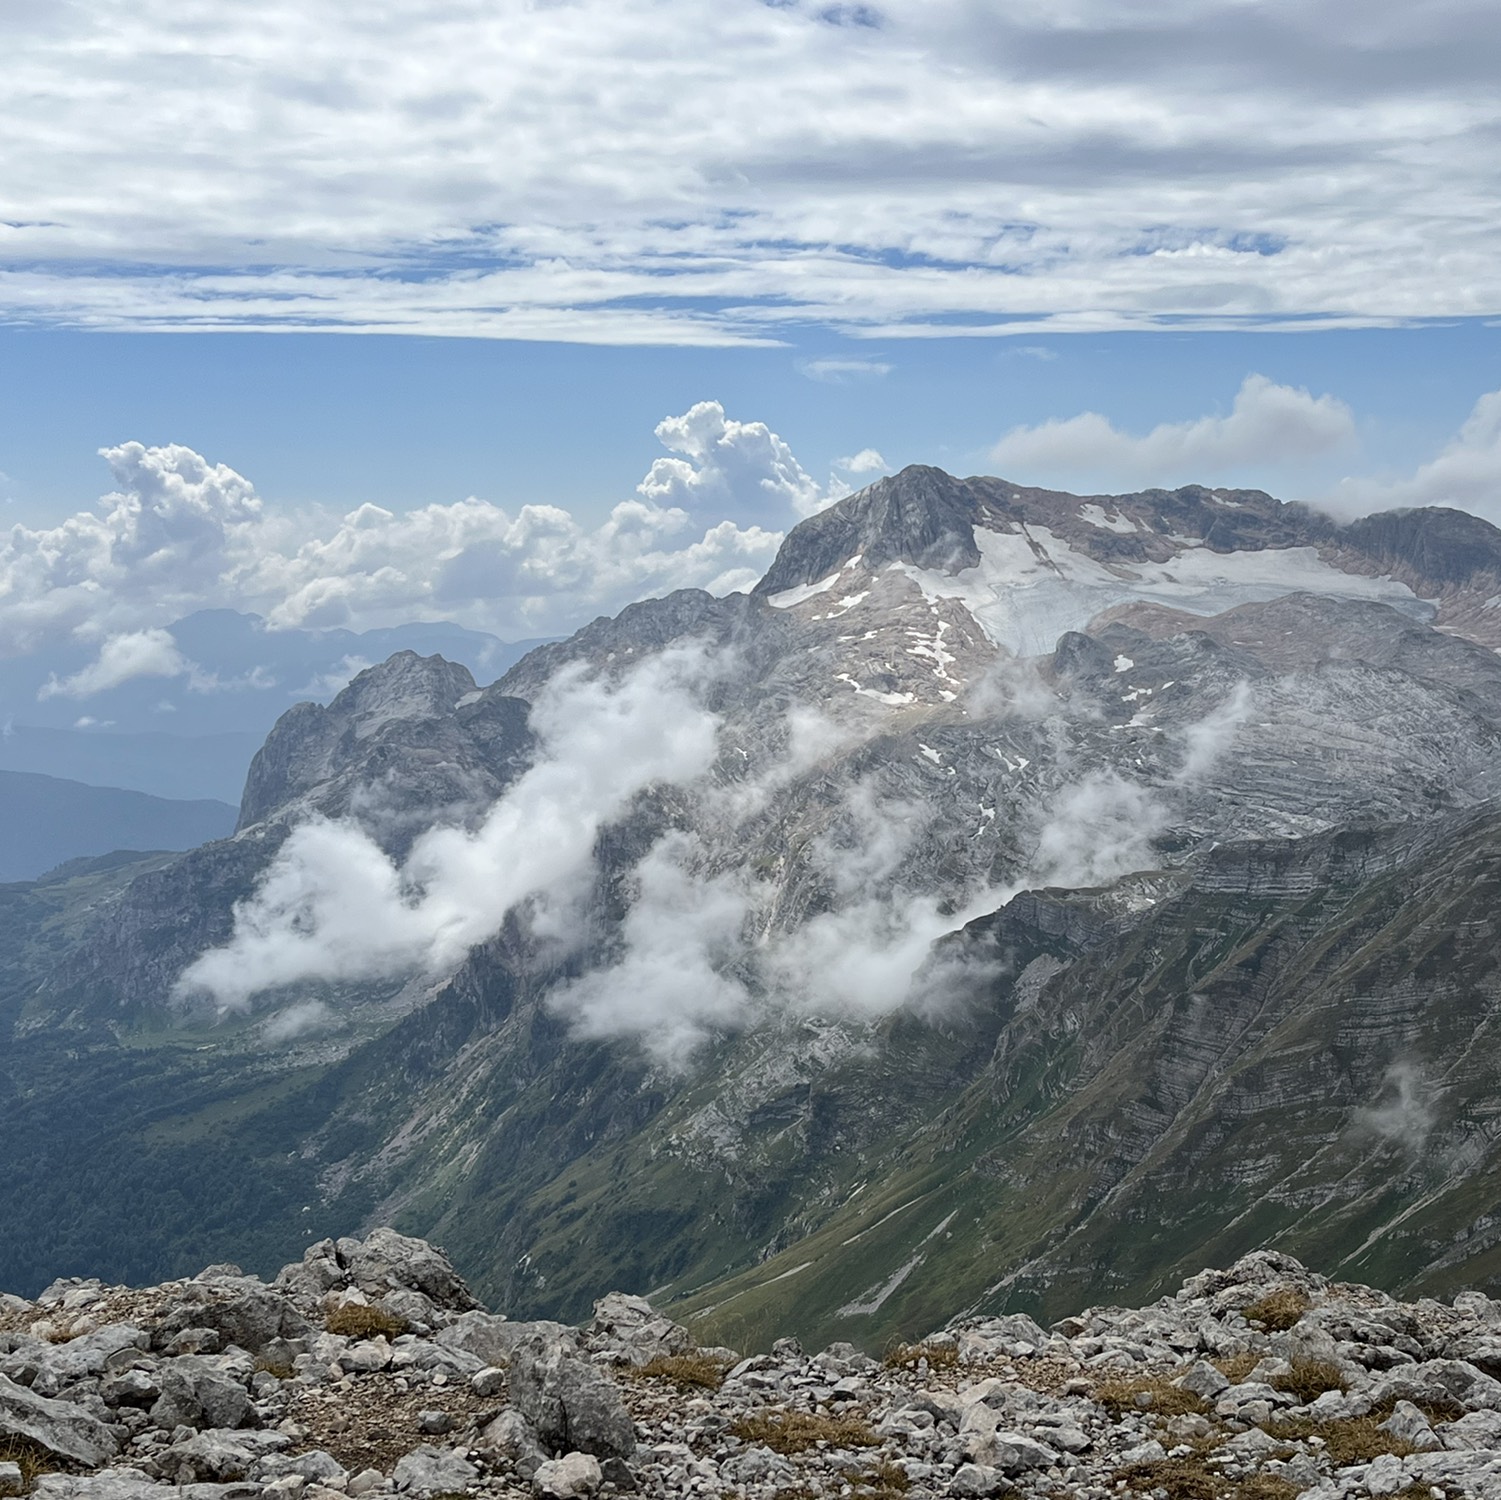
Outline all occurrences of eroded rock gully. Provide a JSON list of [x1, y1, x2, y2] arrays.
[[2, 1232, 1498, 1500]]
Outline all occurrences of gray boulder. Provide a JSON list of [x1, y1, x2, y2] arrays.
[[1374, 1358, 1501, 1413], [391, 1445, 479, 1496], [255, 1450, 348, 1485], [948, 1464, 1007, 1497], [479, 1409, 549, 1478], [32, 1474, 259, 1500], [339, 1230, 480, 1313], [0, 1372, 119, 1466], [437, 1311, 573, 1368], [532, 1452, 602, 1499], [1381, 1398, 1443, 1450], [147, 1358, 253, 1432], [271, 1241, 346, 1308], [39, 1327, 149, 1385], [100, 1368, 161, 1409], [971, 1430, 1060, 1475], [274, 1229, 480, 1318], [509, 1339, 636, 1460], [154, 1430, 280, 1484], [151, 1279, 308, 1356], [584, 1294, 692, 1368]]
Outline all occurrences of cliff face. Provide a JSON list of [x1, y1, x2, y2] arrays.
[[237, 652, 533, 834], [10, 468, 1501, 1353]]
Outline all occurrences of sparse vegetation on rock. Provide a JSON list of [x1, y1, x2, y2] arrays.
[[1, 1233, 1498, 1499]]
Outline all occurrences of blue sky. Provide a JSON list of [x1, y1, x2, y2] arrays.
[[4, 323, 1498, 526], [1, 0, 1499, 662]]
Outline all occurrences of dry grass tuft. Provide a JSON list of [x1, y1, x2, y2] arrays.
[[1269, 1356, 1348, 1405], [1115, 1458, 1304, 1500], [1, 1436, 60, 1488], [324, 1303, 408, 1341], [848, 1459, 912, 1500], [1231, 1478, 1299, 1500], [1241, 1289, 1311, 1332], [1213, 1351, 1260, 1384], [729, 1408, 880, 1454], [253, 1352, 296, 1380], [882, 1339, 960, 1374], [1114, 1456, 1223, 1499], [1265, 1414, 1414, 1466], [627, 1352, 732, 1390], [1095, 1374, 1209, 1420]]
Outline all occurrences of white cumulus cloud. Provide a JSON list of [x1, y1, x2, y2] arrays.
[[990, 374, 1357, 489], [834, 448, 888, 475], [38, 628, 193, 700], [549, 832, 754, 1071], [1324, 388, 1501, 524], [637, 401, 825, 522], [0, 402, 818, 655]]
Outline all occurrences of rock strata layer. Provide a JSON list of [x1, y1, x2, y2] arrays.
[[3, 1232, 1500, 1500]]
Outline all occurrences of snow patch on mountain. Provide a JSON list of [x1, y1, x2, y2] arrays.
[[900, 526, 1431, 657]]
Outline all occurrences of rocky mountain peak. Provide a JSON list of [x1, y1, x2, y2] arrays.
[[1340, 504, 1501, 588], [753, 465, 983, 598], [235, 652, 512, 833], [329, 651, 479, 734]]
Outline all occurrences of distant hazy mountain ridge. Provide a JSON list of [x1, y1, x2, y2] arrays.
[[0, 771, 235, 883]]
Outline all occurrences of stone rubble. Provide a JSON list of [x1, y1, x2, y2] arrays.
[[2, 1234, 1499, 1499]]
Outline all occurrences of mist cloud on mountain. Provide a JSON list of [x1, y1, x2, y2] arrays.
[[176, 644, 724, 1011]]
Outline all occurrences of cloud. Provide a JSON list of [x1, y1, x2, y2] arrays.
[[549, 832, 754, 1070], [637, 401, 825, 522], [1325, 388, 1501, 523], [0, 403, 805, 652], [1, 443, 263, 655], [834, 448, 888, 475], [2, 2, 1498, 338], [1352, 1060, 1437, 1152], [1177, 683, 1253, 783], [161, 610, 1458, 1068], [1031, 771, 1168, 889], [261, 999, 334, 1045], [555, 772, 1004, 1055], [989, 374, 1356, 487], [175, 646, 724, 1012], [38, 628, 192, 699], [801, 359, 894, 384]]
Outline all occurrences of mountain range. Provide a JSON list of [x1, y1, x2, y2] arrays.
[[0, 771, 235, 883], [0, 612, 549, 802], [6, 465, 1501, 1354]]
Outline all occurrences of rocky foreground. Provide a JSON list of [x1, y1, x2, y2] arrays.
[[2, 1234, 1500, 1500]]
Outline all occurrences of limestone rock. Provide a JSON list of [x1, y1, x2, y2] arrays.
[[509, 1338, 636, 1460], [0, 1372, 120, 1466], [531, 1452, 602, 1499], [390, 1444, 479, 1496]]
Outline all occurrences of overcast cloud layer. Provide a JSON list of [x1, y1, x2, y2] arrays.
[[3, 0, 1499, 340]]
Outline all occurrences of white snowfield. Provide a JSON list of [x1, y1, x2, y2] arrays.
[[882, 524, 1434, 658]]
